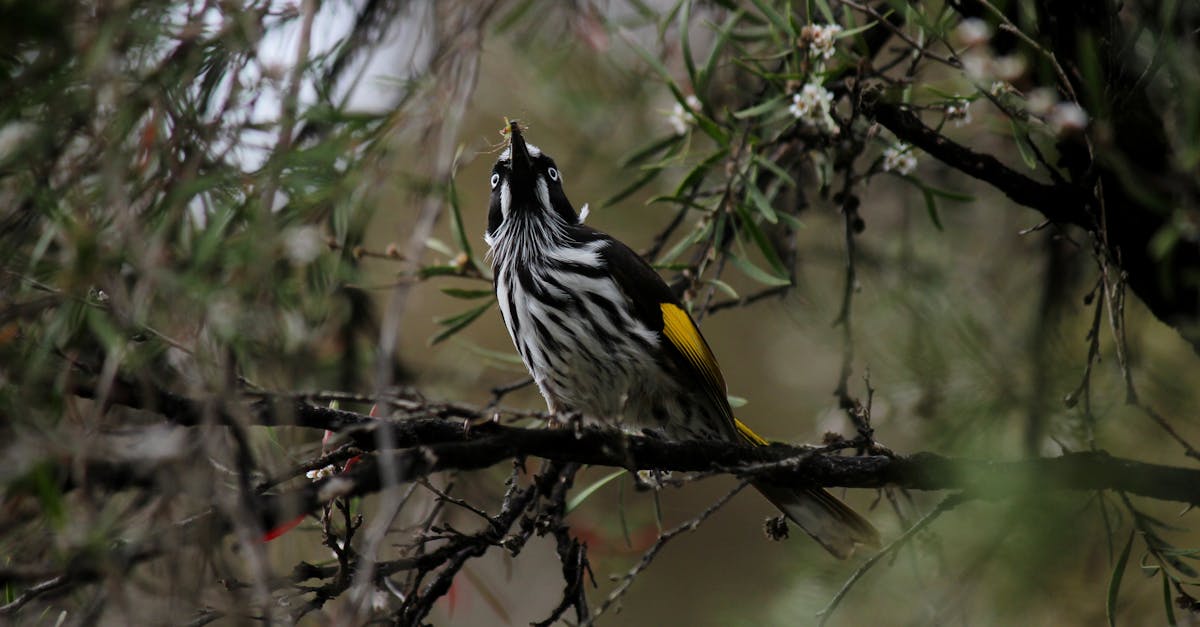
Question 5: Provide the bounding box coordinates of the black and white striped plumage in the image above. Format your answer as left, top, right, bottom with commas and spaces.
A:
485, 136, 729, 440
484, 122, 878, 557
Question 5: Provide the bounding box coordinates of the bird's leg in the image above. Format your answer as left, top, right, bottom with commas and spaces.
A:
546, 408, 583, 431
463, 410, 501, 436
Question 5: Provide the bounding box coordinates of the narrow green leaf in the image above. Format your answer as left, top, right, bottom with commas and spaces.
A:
425, 237, 455, 257
728, 252, 791, 287
734, 95, 786, 119
707, 278, 738, 299
447, 177, 474, 259
674, 148, 729, 196
698, 9, 744, 94
777, 212, 805, 230
692, 112, 730, 146
811, 0, 836, 24
1010, 119, 1039, 170
746, 178, 779, 224
1107, 529, 1135, 627
838, 19, 879, 39
31, 463, 66, 528
618, 474, 632, 548
602, 167, 663, 208
620, 134, 683, 167
750, 0, 794, 37
1156, 547, 1200, 558
441, 288, 493, 300
922, 185, 975, 202
680, 0, 699, 93
658, 220, 712, 265
1150, 223, 1181, 261
566, 469, 627, 514
752, 153, 797, 187
644, 195, 710, 211
450, 337, 526, 367
734, 200, 788, 274
1163, 572, 1178, 627
431, 300, 494, 344
899, 175, 974, 231
419, 264, 465, 279
923, 85, 976, 101
727, 394, 748, 408
920, 187, 944, 231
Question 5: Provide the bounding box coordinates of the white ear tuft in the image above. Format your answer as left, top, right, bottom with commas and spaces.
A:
578, 203, 590, 224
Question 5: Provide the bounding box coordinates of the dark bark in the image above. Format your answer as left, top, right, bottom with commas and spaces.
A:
57, 385, 1200, 535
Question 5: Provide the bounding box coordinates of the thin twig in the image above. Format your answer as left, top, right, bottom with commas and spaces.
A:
817, 493, 967, 626
585, 482, 749, 625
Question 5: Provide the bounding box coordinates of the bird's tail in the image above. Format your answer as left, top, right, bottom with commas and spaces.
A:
735, 419, 880, 559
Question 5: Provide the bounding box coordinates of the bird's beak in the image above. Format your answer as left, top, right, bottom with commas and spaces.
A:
508, 120, 532, 179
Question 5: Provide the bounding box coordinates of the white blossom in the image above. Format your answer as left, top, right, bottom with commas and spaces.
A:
1049, 101, 1089, 135
962, 51, 990, 81
282, 225, 323, 265
882, 142, 918, 176
989, 81, 1010, 97
667, 94, 702, 135
945, 99, 972, 127
803, 23, 843, 60
1026, 87, 1058, 116
207, 297, 238, 339
789, 83, 839, 135
994, 55, 1028, 81
955, 18, 992, 47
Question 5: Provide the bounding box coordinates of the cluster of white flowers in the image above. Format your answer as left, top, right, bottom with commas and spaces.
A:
802, 23, 843, 60
306, 465, 336, 481
789, 83, 838, 134
953, 15, 1024, 85
945, 99, 972, 127
963, 50, 1028, 82
955, 18, 992, 48
882, 142, 918, 176
667, 94, 702, 135
1022, 88, 1089, 135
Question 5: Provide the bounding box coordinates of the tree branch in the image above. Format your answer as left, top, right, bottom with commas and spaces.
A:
65, 384, 1200, 521
859, 87, 1094, 228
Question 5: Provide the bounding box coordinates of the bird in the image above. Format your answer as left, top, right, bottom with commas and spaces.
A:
483, 120, 879, 558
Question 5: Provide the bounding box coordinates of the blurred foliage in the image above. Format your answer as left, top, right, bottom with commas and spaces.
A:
2, 0, 1199, 625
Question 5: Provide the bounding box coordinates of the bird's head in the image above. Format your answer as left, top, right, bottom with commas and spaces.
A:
485, 121, 578, 244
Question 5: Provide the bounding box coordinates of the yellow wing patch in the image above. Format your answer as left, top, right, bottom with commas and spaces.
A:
659, 304, 770, 446
659, 303, 725, 392
734, 419, 769, 446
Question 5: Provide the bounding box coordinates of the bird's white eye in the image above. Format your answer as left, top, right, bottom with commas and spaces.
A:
490, 173, 500, 188
548, 167, 559, 182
